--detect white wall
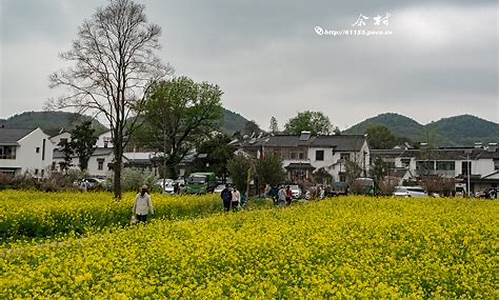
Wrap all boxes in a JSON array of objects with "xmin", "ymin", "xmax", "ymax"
[
  {"xmin": 53, "ymin": 151, "xmax": 114, "ymax": 178},
  {"xmin": 0, "ymin": 128, "xmax": 54, "ymax": 176},
  {"xmin": 96, "ymin": 131, "xmax": 113, "ymax": 148},
  {"xmin": 49, "ymin": 132, "xmax": 71, "ymax": 147}
]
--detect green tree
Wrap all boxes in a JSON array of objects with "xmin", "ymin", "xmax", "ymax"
[
  {"xmin": 255, "ymin": 154, "xmax": 285, "ymax": 191},
  {"xmin": 192, "ymin": 133, "xmax": 235, "ymax": 179},
  {"xmin": 227, "ymin": 154, "xmax": 253, "ymax": 194},
  {"xmin": 58, "ymin": 139, "xmax": 74, "ymax": 172},
  {"xmin": 365, "ymin": 125, "xmax": 398, "ymax": 149},
  {"xmin": 284, "ymin": 111, "xmax": 333, "ymax": 135},
  {"xmin": 70, "ymin": 121, "xmax": 98, "ymax": 171},
  {"xmin": 140, "ymin": 77, "xmax": 224, "ymax": 179},
  {"xmin": 48, "ymin": 0, "xmax": 171, "ymax": 199},
  {"xmin": 269, "ymin": 116, "xmax": 279, "ymax": 134}
]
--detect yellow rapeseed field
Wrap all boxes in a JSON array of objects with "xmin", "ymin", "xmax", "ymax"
[
  {"xmin": 0, "ymin": 190, "xmax": 270, "ymax": 242},
  {"xmin": 0, "ymin": 195, "xmax": 497, "ymax": 299}
]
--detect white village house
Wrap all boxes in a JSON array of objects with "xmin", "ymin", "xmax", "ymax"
[
  {"xmin": 371, "ymin": 144, "xmax": 499, "ymax": 194},
  {"xmin": 236, "ymin": 131, "xmax": 370, "ymax": 183},
  {"xmin": 0, "ymin": 127, "xmax": 55, "ymax": 177}
]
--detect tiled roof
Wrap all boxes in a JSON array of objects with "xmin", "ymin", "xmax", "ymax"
[
  {"xmin": 371, "ymin": 148, "xmax": 499, "ymax": 160},
  {"xmin": 239, "ymin": 134, "xmax": 366, "ymax": 151},
  {"xmin": 0, "ymin": 128, "xmax": 35, "ymax": 145},
  {"xmin": 53, "ymin": 147, "xmax": 113, "ymax": 159}
]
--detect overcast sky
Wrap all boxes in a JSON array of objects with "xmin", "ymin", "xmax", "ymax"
[{"xmin": 1, "ymin": 0, "xmax": 498, "ymax": 130}]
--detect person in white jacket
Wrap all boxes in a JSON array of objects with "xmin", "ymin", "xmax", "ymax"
[
  {"xmin": 231, "ymin": 188, "xmax": 241, "ymax": 211},
  {"xmin": 132, "ymin": 185, "xmax": 154, "ymax": 223}
]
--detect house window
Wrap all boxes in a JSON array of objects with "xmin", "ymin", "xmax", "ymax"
[
  {"xmin": 51, "ymin": 162, "xmax": 56, "ymax": 170},
  {"xmin": 0, "ymin": 146, "xmax": 16, "ymax": 159},
  {"xmin": 34, "ymin": 169, "xmax": 39, "ymax": 175},
  {"xmin": 298, "ymin": 152, "xmax": 304, "ymax": 160},
  {"xmin": 42, "ymin": 139, "xmax": 46, "ymax": 161},
  {"xmin": 316, "ymin": 150, "xmax": 324, "ymax": 161},
  {"xmin": 290, "ymin": 152, "xmax": 297, "ymax": 160},
  {"xmin": 60, "ymin": 138, "xmax": 68, "ymax": 145},
  {"xmin": 41, "ymin": 169, "xmax": 45, "ymax": 177},
  {"xmin": 436, "ymin": 161, "xmax": 455, "ymax": 171},
  {"xmin": 416, "ymin": 160, "xmax": 435, "ymax": 171},
  {"xmin": 104, "ymin": 141, "xmax": 109, "ymax": 148},
  {"xmin": 340, "ymin": 153, "xmax": 350, "ymax": 161},
  {"xmin": 97, "ymin": 158, "xmax": 105, "ymax": 170},
  {"xmin": 36, "ymin": 147, "xmax": 40, "ymax": 153},
  {"xmin": 339, "ymin": 173, "xmax": 346, "ymax": 182},
  {"xmin": 494, "ymin": 159, "xmax": 499, "ymax": 170},
  {"xmin": 401, "ymin": 158, "xmax": 410, "ymax": 168}
]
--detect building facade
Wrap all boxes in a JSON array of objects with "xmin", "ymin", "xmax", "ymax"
[
  {"xmin": 0, "ymin": 128, "xmax": 55, "ymax": 176},
  {"xmin": 237, "ymin": 132, "xmax": 370, "ymax": 183},
  {"xmin": 371, "ymin": 145, "xmax": 499, "ymax": 194}
]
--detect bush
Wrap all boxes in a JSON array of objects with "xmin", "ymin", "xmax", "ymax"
[
  {"xmin": 378, "ymin": 177, "xmax": 399, "ymax": 195},
  {"xmin": 120, "ymin": 168, "xmax": 158, "ymax": 192}
]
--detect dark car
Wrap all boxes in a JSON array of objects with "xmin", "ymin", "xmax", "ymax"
[{"xmin": 478, "ymin": 187, "xmax": 498, "ymax": 199}]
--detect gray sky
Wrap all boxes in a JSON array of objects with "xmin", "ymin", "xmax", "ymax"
[{"xmin": 1, "ymin": 0, "xmax": 498, "ymax": 130}]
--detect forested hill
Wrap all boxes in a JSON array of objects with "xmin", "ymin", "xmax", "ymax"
[
  {"xmin": 343, "ymin": 113, "xmax": 498, "ymax": 146},
  {"xmin": 0, "ymin": 109, "xmax": 252, "ymax": 136}
]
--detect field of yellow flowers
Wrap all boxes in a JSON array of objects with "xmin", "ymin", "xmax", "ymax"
[
  {"xmin": 0, "ymin": 194, "xmax": 497, "ymax": 299},
  {"xmin": 0, "ymin": 190, "xmax": 271, "ymax": 242}
]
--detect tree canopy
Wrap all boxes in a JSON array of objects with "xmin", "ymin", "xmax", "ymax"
[
  {"xmin": 284, "ymin": 111, "xmax": 333, "ymax": 135},
  {"xmin": 139, "ymin": 76, "xmax": 224, "ymax": 178}
]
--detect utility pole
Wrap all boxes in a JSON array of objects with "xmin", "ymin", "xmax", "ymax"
[
  {"xmin": 467, "ymin": 152, "xmax": 471, "ymax": 197},
  {"xmin": 363, "ymin": 150, "xmax": 367, "ymax": 177}
]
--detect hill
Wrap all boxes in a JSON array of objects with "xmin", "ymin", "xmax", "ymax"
[
  {"xmin": 222, "ymin": 109, "xmax": 251, "ymax": 134},
  {"xmin": 425, "ymin": 115, "xmax": 499, "ymax": 146},
  {"xmin": 0, "ymin": 109, "xmax": 252, "ymax": 137},
  {"xmin": 343, "ymin": 113, "xmax": 499, "ymax": 146},
  {"xmin": 0, "ymin": 111, "xmax": 108, "ymax": 136}
]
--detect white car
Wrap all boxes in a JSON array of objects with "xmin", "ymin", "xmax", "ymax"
[
  {"xmin": 393, "ymin": 186, "xmax": 427, "ymax": 198},
  {"xmin": 213, "ymin": 184, "xmax": 226, "ymax": 193},
  {"xmin": 289, "ymin": 185, "xmax": 302, "ymax": 199},
  {"xmin": 156, "ymin": 179, "xmax": 175, "ymax": 193}
]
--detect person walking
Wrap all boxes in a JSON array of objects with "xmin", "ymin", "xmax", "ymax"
[
  {"xmin": 132, "ymin": 185, "xmax": 154, "ymax": 223},
  {"xmin": 221, "ymin": 184, "xmax": 232, "ymax": 212},
  {"xmin": 231, "ymin": 188, "xmax": 241, "ymax": 211},
  {"xmin": 286, "ymin": 185, "xmax": 293, "ymax": 206},
  {"xmin": 278, "ymin": 186, "xmax": 287, "ymax": 207}
]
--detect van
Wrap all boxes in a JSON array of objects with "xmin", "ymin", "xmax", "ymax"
[{"xmin": 186, "ymin": 172, "xmax": 217, "ymax": 194}]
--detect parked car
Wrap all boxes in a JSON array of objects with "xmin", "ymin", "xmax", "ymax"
[
  {"xmin": 213, "ymin": 184, "xmax": 226, "ymax": 193},
  {"xmin": 155, "ymin": 179, "xmax": 175, "ymax": 193},
  {"xmin": 289, "ymin": 185, "xmax": 302, "ymax": 199},
  {"xmin": 477, "ymin": 187, "xmax": 498, "ymax": 199},
  {"xmin": 77, "ymin": 177, "xmax": 105, "ymax": 190},
  {"xmin": 393, "ymin": 186, "xmax": 427, "ymax": 198}
]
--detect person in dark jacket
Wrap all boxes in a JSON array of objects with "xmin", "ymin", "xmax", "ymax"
[{"xmin": 221, "ymin": 185, "xmax": 232, "ymax": 212}]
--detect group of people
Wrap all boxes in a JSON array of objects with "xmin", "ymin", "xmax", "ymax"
[
  {"xmin": 220, "ymin": 185, "xmax": 241, "ymax": 211},
  {"xmin": 267, "ymin": 185, "xmax": 294, "ymax": 207}
]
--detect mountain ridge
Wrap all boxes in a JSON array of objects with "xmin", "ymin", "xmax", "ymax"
[
  {"xmin": 0, "ymin": 109, "xmax": 250, "ymax": 137},
  {"xmin": 343, "ymin": 113, "xmax": 498, "ymax": 146}
]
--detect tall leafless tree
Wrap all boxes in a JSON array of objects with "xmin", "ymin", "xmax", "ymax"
[{"xmin": 48, "ymin": 0, "xmax": 172, "ymax": 199}]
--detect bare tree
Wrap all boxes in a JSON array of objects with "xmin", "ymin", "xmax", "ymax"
[{"xmin": 48, "ymin": 0, "xmax": 172, "ymax": 198}]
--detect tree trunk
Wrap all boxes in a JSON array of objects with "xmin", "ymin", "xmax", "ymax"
[{"xmin": 113, "ymin": 142, "xmax": 123, "ymax": 199}]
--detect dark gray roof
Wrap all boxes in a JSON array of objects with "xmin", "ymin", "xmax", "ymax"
[
  {"xmin": 371, "ymin": 148, "xmax": 499, "ymax": 160},
  {"xmin": 240, "ymin": 134, "xmax": 366, "ymax": 151},
  {"xmin": 0, "ymin": 128, "xmax": 35, "ymax": 145},
  {"xmin": 53, "ymin": 147, "xmax": 113, "ymax": 159}
]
